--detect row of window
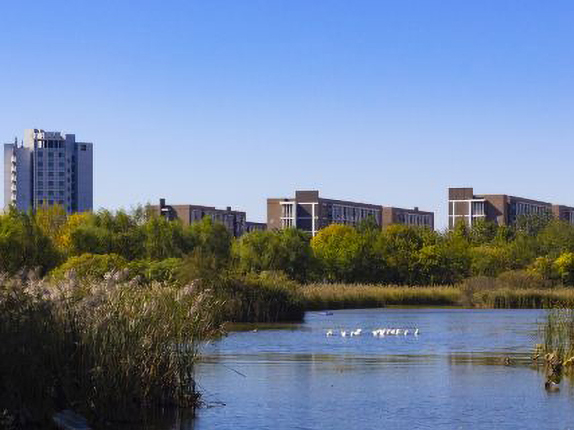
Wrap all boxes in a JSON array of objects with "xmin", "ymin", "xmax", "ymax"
[
  {"xmin": 37, "ymin": 151, "xmax": 66, "ymax": 158},
  {"xmin": 37, "ymin": 180, "xmax": 67, "ymax": 187},
  {"xmin": 37, "ymin": 171, "xmax": 67, "ymax": 177},
  {"xmin": 37, "ymin": 191, "xmax": 67, "ymax": 197},
  {"xmin": 37, "ymin": 140, "xmax": 65, "ymax": 149},
  {"xmin": 37, "ymin": 162, "xmax": 67, "ymax": 168},
  {"xmin": 330, "ymin": 204, "xmax": 379, "ymax": 223},
  {"xmin": 397, "ymin": 213, "xmax": 432, "ymax": 226}
]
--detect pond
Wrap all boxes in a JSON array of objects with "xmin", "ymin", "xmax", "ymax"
[{"xmin": 160, "ymin": 308, "xmax": 574, "ymax": 429}]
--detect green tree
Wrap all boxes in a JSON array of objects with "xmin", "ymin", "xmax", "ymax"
[{"xmin": 554, "ymin": 252, "xmax": 574, "ymax": 286}]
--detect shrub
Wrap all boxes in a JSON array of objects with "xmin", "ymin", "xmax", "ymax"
[{"xmin": 49, "ymin": 253, "xmax": 128, "ymax": 282}]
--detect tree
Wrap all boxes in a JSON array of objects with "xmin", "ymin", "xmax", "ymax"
[
  {"xmin": 515, "ymin": 212, "xmax": 552, "ymax": 237},
  {"xmin": 311, "ymin": 224, "xmax": 368, "ymax": 282},
  {"xmin": 234, "ymin": 228, "xmax": 314, "ymax": 282},
  {"xmin": 554, "ymin": 252, "xmax": 574, "ymax": 286},
  {"xmin": 378, "ymin": 224, "xmax": 426, "ymax": 284}
]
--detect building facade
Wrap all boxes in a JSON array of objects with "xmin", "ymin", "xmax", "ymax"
[
  {"xmin": 448, "ymin": 187, "xmax": 574, "ymax": 228},
  {"xmin": 4, "ymin": 129, "xmax": 93, "ymax": 213},
  {"xmin": 267, "ymin": 190, "xmax": 434, "ymax": 236},
  {"xmin": 152, "ymin": 199, "xmax": 265, "ymax": 237},
  {"xmin": 381, "ymin": 206, "xmax": 434, "ymax": 229}
]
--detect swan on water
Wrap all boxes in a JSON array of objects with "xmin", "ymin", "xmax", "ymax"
[{"xmin": 326, "ymin": 330, "xmax": 334, "ymax": 336}]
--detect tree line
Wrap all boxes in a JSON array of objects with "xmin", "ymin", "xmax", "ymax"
[{"xmin": 1, "ymin": 205, "xmax": 574, "ymax": 286}]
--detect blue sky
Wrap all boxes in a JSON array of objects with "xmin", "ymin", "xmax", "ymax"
[{"xmin": 1, "ymin": 1, "xmax": 573, "ymax": 229}]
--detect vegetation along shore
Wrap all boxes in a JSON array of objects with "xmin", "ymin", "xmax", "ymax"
[{"xmin": 2, "ymin": 205, "xmax": 574, "ymax": 428}]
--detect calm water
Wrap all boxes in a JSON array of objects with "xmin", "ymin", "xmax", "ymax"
[{"xmin": 159, "ymin": 309, "xmax": 574, "ymax": 430}]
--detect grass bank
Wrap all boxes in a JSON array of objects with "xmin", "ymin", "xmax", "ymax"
[
  {"xmin": 302, "ymin": 284, "xmax": 461, "ymax": 310},
  {"xmin": 302, "ymin": 282, "xmax": 574, "ymax": 310}
]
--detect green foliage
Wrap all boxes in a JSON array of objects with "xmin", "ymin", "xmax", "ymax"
[
  {"xmin": 515, "ymin": 212, "xmax": 553, "ymax": 237},
  {"xmin": 127, "ymin": 258, "xmax": 182, "ymax": 284},
  {"xmin": 312, "ymin": 224, "xmax": 373, "ymax": 282},
  {"xmin": 469, "ymin": 219, "xmax": 498, "ymax": 245},
  {"xmin": 187, "ymin": 216, "xmax": 232, "ymax": 265},
  {"xmin": 50, "ymin": 253, "xmax": 128, "ymax": 282},
  {"xmin": 554, "ymin": 252, "xmax": 574, "ymax": 286},
  {"xmin": 0, "ymin": 209, "xmax": 60, "ymax": 274},
  {"xmin": 470, "ymin": 245, "xmax": 509, "ymax": 277},
  {"xmin": 233, "ymin": 228, "xmax": 314, "ymax": 282}
]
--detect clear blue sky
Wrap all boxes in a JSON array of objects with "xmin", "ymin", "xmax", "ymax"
[{"xmin": 2, "ymin": 1, "xmax": 573, "ymax": 229}]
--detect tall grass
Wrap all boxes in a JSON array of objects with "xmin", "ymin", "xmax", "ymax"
[
  {"xmin": 211, "ymin": 272, "xmax": 304, "ymax": 323},
  {"xmin": 302, "ymin": 283, "xmax": 461, "ymax": 310},
  {"xmin": 541, "ymin": 309, "xmax": 574, "ymax": 364},
  {"xmin": 0, "ymin": 272, "xmax": 220, "ymax": 428},
  {"xmin": 302, "ymin": 281, "xmax": 574, "ymax": 310}
]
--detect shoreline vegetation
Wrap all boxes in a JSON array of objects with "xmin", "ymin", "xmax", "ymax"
[{"xmin": 2, "ymin": 206, "xmax": 574, "ymax": 428}]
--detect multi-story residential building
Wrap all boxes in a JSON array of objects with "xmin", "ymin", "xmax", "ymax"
[
  {"xmin": 267, "ymin": 190, "xmax": 434, "ymax": 235},
  {"xmin": 448, "ymin": 187, "xmax": 574, "ymax": 228},
  {"xmin": 3, "ymin": 129, "xmax": 93, "ymax": 213},
  {"xmin": 152, "ymin": 199, "xmax": 265, "ymax": 237}
]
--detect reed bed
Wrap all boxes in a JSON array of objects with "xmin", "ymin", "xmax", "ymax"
[
  {"xmin": 302, "ymin": 283, "xmax": 574, "ymax": 310},
  {"xmin": 541, "ymin": 308, "xmax": 574, "ymax": 365},
  {"xmin": 302, "ymin": 284, "xmax": 461, "ymax": 310},
  {"xmin": 474, "ymin": 288, "xmax": 574, "ymax": 309},
  {"xmin": 0, "ymin": 272, "xmax": 221, "ymax": 428}
]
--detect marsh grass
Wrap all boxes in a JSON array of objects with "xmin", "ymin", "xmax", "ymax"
[
  {"xmin": 302, "ymin": 284, "xmax": 461, "ymax": 310},
  {"xmin": 0, "ymin": 272, "xmax": 221, "ymax": 427},
  {"xmin": 199, "ymin": 271, "xmax": 305, "ymax": 323},
  {"xmin": 541, "ymin": 308, "xmax": 574, "ymax": 365},
  {"xmin": 302, "ymin": 282, "xmax": 574, "ymax": 310}
]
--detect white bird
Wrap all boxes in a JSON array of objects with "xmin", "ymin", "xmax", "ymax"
[
  {"xmin": 326, "ymin": 330, "xmax": 334, "ymax": 336},
  {"xmin": 372, "ymin": 330, "xmax": 379, "ymax": 336},
  {"xmin": 351, "ymin": 329, "xmax": 362, "ymax": 336},
  {"xmin": 414, "ymin": 329, "xmax": 419, "ymax": 336},
  {"xmin": 396, "ymin": 329, "xmax": 403, "ymax": 335},
  {"xmin": 341, "ymin": 330, "xmax": 348, "ymax": 337},
  {"xmin": 404, "ymin": 329, "xmax": 409, "ymax": 336}
]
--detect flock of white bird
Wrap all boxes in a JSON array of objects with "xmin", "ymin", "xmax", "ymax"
[{"xmin": 325, "ymin": 328, "xmax": 419, "ymax": 337}]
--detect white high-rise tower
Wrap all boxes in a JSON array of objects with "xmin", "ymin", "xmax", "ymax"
[{"xmin": 4, "ymin": 129, "xmax": 93, "ymax": 213}]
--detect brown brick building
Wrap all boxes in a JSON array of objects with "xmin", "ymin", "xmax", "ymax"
[
  {"xmin": 448, "ymin": 187, "xmax": 574, "ymax": 228},
  {"xmin": 151, "ymin": 199, "xmax": 265, "ymax": 237},
  {"xmin": 267, "ymin": 190, "xmax": 434, "ymax": 236}
]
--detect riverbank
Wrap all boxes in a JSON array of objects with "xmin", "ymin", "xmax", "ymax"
[{"xmin": 301, "ymin": 283, "xmax": 574, "ymax": 310}]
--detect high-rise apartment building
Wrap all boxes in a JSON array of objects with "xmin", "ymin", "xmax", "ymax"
[
  {"xmin": 448, "ymin": 187, "xmax": 574, "ymax": 228},
  {"xmin": 267, "ymin": 190, "xmax": 434, "ymax": 236},
  {"xmin": 152, "ymin": 199, "xmax": 266, "ymax": 237},
  {"xmin": 4, "ymin": 129, "xmax": 93, "ymax": 213}
]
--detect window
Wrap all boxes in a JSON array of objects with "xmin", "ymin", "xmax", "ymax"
[
  {"xmin": 38, "ymin": 200, "xmax": 43, "ymax": 205},
  {"xmin": 38, "ymin": 172, "xmax": 43, "ymax": 177},
  {"xmin": 48, "ymin": 172, "xmax": 54, "ymax": 177},
  {"xmin": 48, "ymin": 152, "xmax": 54, "ymax": 158},
  {"xmin": 38, "ymin": 162, "xmax": 43, "ymax": 167},
  {"xmin": 58, "ymin": 152, "xmax": 64, "ymax": 158},
  {"xmin": 48, "ymin": 181, "xmax": 54, "ymax": 187},
  {"xmin": 37, "ymin": 152, "xmax": 43, "ymax": 157},
  {"xmin": 59, "ymin": 172, "xmax": 65, "ymax": 177},
  {"xmin": 38, "ymin": 181, "xmax": 44, "ymax": 187},
  {"xmin": 48, "ymin": 163, "xmax": 54, "ymax": 168},
  {"xmin": 81, "ymin": 144, "xmax": 87, "ymax": 151},
  {"xmin": 58, "ymin": 181, "xmax": 64, "ymax": 187}
]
